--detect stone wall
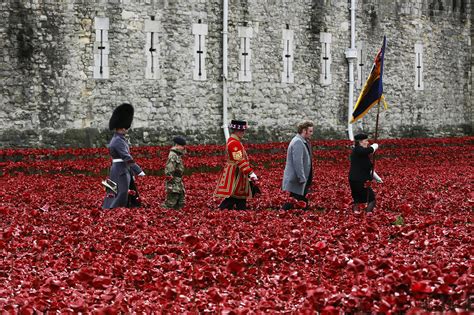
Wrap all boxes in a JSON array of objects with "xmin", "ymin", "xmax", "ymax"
[{"xmin": 0, "ymin": 0, "xmax": 471, "ymax": 148}]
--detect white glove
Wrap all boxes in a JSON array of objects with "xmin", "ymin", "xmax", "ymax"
[
  {"xmin": 373, "ymin": 171, "xmax": 383, "ymax": 183},
  {"xmin": 249, "ymin": 172, "xmax": 258, "ymax": 181},
  {"xmin": 370, "ymin": 143, "xmax": 379, "ymax": 152},
  {"xmin": 138, "ymin": 171, "xmax": 145, "ymax": 176}
]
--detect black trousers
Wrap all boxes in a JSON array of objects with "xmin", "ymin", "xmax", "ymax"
[
  {"xmin": 219, "ymin": 197, "xmax": 247, "ymax": 210},
  {"xmin": 349, "ymin": 180, "xmax": 375, "ymax": 203}
]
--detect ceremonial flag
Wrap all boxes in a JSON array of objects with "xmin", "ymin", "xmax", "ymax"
[{"xmin": 350, "ymin": 36, "xmax": 388, "ymax": 123}]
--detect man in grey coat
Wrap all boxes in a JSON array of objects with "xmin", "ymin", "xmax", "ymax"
[
  {"xmin": 281, "ymin": 121, "xmax": 314, "ymax": 210},
  {"xmin": 103, "ymin": 103, "xmax": 145, "ymax": 209}
]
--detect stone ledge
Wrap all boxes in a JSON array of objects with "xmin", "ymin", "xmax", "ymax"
[{"xmin": 0, "ymin": 125, "xmax": 471, "ymax": 148}]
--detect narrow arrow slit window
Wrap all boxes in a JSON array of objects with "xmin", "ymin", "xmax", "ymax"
[
  {"xmin": 238, "ymin": 26, "xmax": 253, "ymax": 82},
  {"xmin": 281, "ymin": 26, "xmax": 294, "ymax": 83},
  {"xmin": 320, "ymin": 32, "xmax": 332, "ymax": 86},
  {"xmin": 414, "ymin": 43, "xmax": 424, "ymax": 90},
  {"xmin": 93, "ymin": 17, "xmax": 109, "ymax": 79},
  {"xmin": 356, "ymin": 41, "xmax": 366, "ymax": 89},
  {"xmin": 144, "ymin": 17, "xmax": 160, "ymax": 79},
  {"xmin": 192, "ymin": 21, "xmax": 208, "ymax": 81}
]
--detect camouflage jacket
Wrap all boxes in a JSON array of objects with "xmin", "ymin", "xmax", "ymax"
[{"xmin": 165, "ymin": 147, "xmax": 185, "ymax": 193}]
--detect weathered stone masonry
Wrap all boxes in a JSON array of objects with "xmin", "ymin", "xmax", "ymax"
[{"xmin": 0, "ymin": 0, "xmax": 472, "ymax": 148}]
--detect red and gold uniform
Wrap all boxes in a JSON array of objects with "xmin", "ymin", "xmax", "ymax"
[{"xmin": 215, "ymin": 134, "xmax": 253, "ymax": 199}]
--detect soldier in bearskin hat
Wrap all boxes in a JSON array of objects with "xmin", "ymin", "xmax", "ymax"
[
  {"xmin": 102, "ymin": 103, "xmax": 145, "ymax": 209},
  {"xmin": 348, "ymin": 133, "xmax": 383, "ymax": 213},
  {"xmin": 214, "ymin": 120, "xmax": 258, "ymax": 210}
]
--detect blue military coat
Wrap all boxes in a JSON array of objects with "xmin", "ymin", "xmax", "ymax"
[{"xmin": 102, "ymin": 133, "xmax": 143, "ymax": 209}]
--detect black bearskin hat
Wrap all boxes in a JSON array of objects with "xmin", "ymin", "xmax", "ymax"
[
  {"xmin": 229, "ymin": 120, "xmax": 247, "ymax": 130},
  {"xmin": 109, "ymin": 103, "xmax": 134, "ymax": 130}
]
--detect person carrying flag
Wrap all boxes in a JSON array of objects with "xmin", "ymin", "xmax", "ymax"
[
  {"xmin": 348, "ymin": 133, "xmax": 383, "ymax": 213},
  {"xmin": 349, "ymin": 37, "xmax": 388, "ymax": 213}
]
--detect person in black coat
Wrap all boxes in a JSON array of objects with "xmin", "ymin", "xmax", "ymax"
[
  {"xmin": 102, "ymin": 103, "xmax": 145, "ymax": 209},
  {"xmin": 348, "ymin": 133, "xmax": 383, "ymax": 212}
]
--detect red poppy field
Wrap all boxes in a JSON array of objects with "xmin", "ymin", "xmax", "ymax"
[{"xmin": 0, "ymin": 137, "xmax": 473, "ymax": 313}]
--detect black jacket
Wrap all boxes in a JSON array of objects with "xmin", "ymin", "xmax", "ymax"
[{"xmin": 348, "ymin": 146, "xmax": 374, "ymax": 181}]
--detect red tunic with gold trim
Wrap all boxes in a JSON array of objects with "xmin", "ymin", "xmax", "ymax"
[{"xmin": 215, "ymin": 134, "xmax": 253, "ymax": 199}]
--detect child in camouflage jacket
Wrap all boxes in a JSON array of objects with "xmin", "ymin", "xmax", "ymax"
[{"xmin": 162, "ymin": 136, "xmax": 186, "ymax": 209}]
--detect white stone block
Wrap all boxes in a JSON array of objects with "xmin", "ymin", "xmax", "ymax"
[
  {"xmin": 95, "ymin": 29, "xmax": 108, "ymax": 42},
  {"xmin": 282, "ymin": 29, "xmax": 293, "ymax": 40},
  {"xmin": 193, "ymin": 23, "xmax": 208, "ymax": 81},
  {"xmin": 238, "ymin": 27, "xmax": 253, "ymax": 82},
  {"xmin": 192, "ymin": 23, "xmax": 208, "ymax": 35},
  {"xmin": 238, "ymin": 26, "xmax": 253, "ymax": 38},
  {"xmin": 93, "ymin": 42, "xmax": 110, "ymax": 54},
  {"xmin": 320, "ymin": 32, "xmax": 332, "ymax": 85},
  {"xmin": 144, "ymin": 20, "xmax": 160, "ymax": 32},
  {"xmin": 281, "ymin": 28, "xmax": 294, "ymax": 84},
  {"xmin": 94, "ymin": 54, "xmax": 109, "ymax": 67},
  {"xmin": 320, "ymin": 32, "xmax": 331, "ymax": 43},
  {"xmin": 145, "ymin": 29, "xmax": 159, "ymax": 79},
  {"xmin": 414, "ymin": 43, "xmax": 424, "ymax": 90},
  {"xmin": 238, "ymin": 70, "xmax": 252, "ymax": 82},
  {"xmin": 94, "ymin": 17, "xmax": 109, "ymax": 30},
  {"xmin": 145, "ymin": 44, "xmax": 159, "ymax": 79},
  {"xmin": 121, "ymin": 10, "xmax": 135, "ymax": 20},
  {"xmin": 93, "ymin": 18, "xmax": 110, "ymax": 80},
  {"xmin": 356, "ymin": 41, "xmax": 367, "ymax": 89},
  {"xmin": 93, "ymin": 66, "xmax": 109, "ymax": 79}
]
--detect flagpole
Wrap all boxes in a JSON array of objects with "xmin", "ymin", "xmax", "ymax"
[{"xmin": 367, "ymin": 99, "xmax": 381, "ymax": 203}]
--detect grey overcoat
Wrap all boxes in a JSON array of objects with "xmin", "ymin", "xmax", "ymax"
[
  {"xmin": 102, "ymin": 133, "xmax": 143, "ymax": 209},
  {"xmin": 282, "ymin": 134, "xmax": 313, "ymax": 195}
]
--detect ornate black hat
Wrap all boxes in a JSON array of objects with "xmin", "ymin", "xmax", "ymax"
[
  {"xmin": 173, "ymin": 136, "xmax": 186, "ymax": 146},
  {"xmin": 229, "ymin": 120, "xmax": 247, "ymax": 130},
  {"xmin": 354, "ymin": 133, "xmax": 368, "ymax": 141},
  {"xmin": 109, "ymin": 103, "xmax": 134, "ymax": 130}
]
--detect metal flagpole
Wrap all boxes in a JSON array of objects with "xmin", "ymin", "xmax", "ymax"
[{"xmin": 367, "ymin": 99, "xmax": 381, "ymax": 203}]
